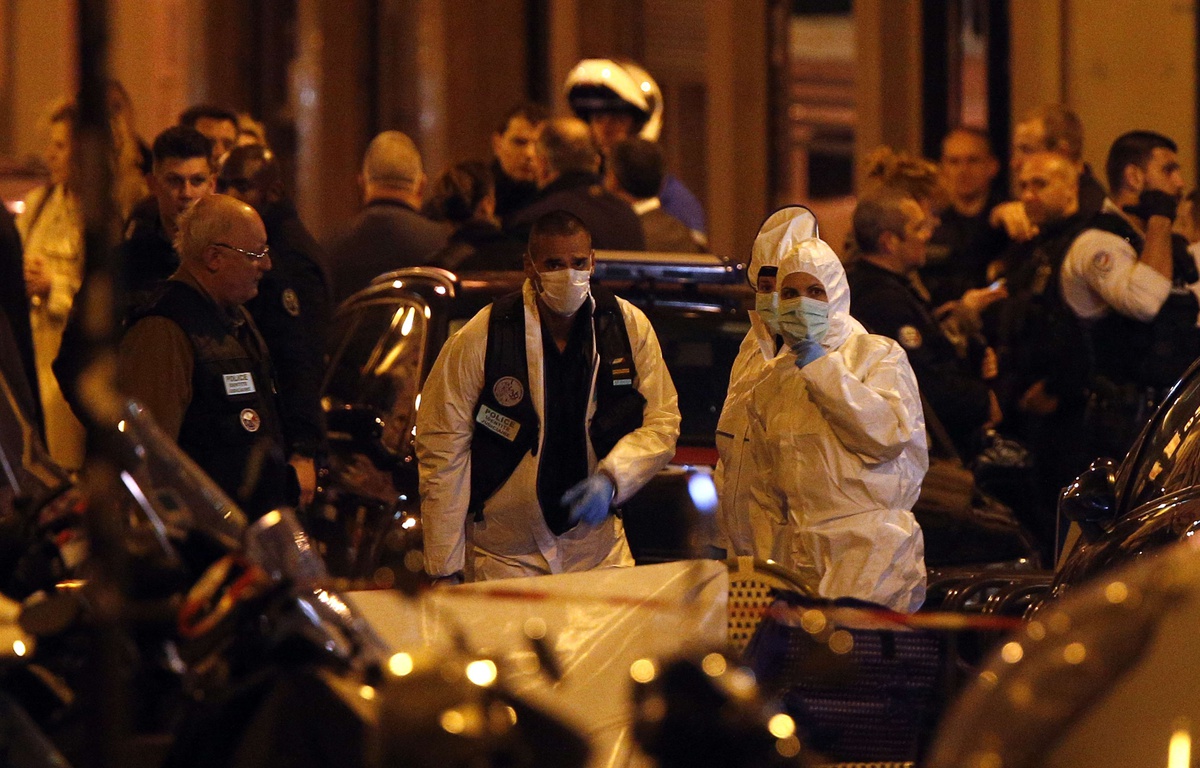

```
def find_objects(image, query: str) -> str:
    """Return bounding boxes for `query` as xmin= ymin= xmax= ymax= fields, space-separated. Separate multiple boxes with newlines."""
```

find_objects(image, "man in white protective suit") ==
xmin=416 ymin=210 xmax=680 ymax=584
xmin=745 ymin=235 xmax=928 ymax=612
xmin=714 ymin=205 xmax=818 ymax=561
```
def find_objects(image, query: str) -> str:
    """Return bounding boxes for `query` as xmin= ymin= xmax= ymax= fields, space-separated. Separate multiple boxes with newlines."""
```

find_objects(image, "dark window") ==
xmin=647 ymin=309 xmax=749 ymax=447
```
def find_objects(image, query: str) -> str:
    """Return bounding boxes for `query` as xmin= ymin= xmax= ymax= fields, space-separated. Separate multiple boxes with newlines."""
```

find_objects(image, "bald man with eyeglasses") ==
xmin=117 ymin=194 xmax=294 ymax=518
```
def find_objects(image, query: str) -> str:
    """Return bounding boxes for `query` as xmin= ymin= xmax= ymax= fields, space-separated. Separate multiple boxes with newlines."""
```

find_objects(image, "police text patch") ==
xmin=477 ymin=404 xmax=521 ymax=442
xmin=223 ymin=372 xmax=256 ymax=396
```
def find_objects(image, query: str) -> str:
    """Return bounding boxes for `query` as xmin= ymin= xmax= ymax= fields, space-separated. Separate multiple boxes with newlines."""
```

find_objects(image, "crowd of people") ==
xmin=831 ymin=108 xmax=1200 ymax=562
xmin=0 ymin=59 xmax=707 ymax=552
xmin=4 ymin=58 xmax=1197 ymax=612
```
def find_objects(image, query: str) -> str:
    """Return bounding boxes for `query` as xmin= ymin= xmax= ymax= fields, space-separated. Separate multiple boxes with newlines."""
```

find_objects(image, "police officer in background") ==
xmin=983 ymin=153 xmax=1096 ymax=544
xmin=1068 ymin=130 xmax=1198 ymax=457
xmin=117 ymin=195 xmax=291 ymax=518
xmin=564 ymin=58 xmax=707 ymax=245
xmin=924 ymin=127 xmax=1010 ymax=305
xmin=991 ymin=104 xmax=1109 ymax=243
xmin=416 ymin=210 xmax=680 ymax=584
xmin=847 ymin=185 xmax=1002 ymax=461
xmin=219 ymin=144 xmax=330 ymax=505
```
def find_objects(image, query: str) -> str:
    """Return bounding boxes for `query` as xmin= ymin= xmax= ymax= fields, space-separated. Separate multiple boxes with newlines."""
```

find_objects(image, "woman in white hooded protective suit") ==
xmin=746 ymin=236 xmax=928 ymax=612
xmin=714 ymin=206 xmax=817 ymax=561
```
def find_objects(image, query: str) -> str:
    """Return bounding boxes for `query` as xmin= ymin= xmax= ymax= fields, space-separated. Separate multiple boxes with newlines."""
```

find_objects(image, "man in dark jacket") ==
xmin=847 ymin=185 xmax=1000 ymax=460
xmin=324 ymin=131 xmax=450 ymax=303
xmin=117 ymin=195 xmax=291 ymax=518
xmin=606 ymin=137 xmax=702 ymax=253
xmin=507 ymin=117 xmax=644 ymax=251
xmin=54 ymin=126 xmax=215 ymax=421
xmin=219 ymin=144 xmax=331 ymax=505
xmin=491 ymin=102 xmax=548 ymax=224
xmin=923 ymin=127 xmax=1010 ymax=305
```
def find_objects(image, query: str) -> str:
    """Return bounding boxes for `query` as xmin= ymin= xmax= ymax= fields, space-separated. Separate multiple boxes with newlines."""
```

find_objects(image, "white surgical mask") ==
xmin=778 ymin=296 xmax=830 ymax=346
xmin=755 ymin=292 xmax=781 ymax=337
xmin=536 ymin=268 xmax=591 ymax=315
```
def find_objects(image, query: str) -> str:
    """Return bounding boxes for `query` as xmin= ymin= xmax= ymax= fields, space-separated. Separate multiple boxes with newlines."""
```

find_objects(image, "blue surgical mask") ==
xmin=778 ymin=296 xmax=830 ymax=346
xmin=755 ymin=292 xmax=781 ymax=337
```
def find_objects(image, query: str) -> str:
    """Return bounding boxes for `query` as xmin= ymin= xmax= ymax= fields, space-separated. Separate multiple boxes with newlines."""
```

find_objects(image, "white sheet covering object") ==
xmin=348 ymin=560 xmax=728 ymax=768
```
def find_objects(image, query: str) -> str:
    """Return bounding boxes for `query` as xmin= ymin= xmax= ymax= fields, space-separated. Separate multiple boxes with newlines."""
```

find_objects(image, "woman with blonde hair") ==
xmin=18 ymin=101 xmax=87 ymax=469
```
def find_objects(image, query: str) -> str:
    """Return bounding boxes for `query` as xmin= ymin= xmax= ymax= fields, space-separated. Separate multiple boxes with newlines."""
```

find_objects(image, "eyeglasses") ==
xmin=213 ymin=242 xmax=270 ymax=261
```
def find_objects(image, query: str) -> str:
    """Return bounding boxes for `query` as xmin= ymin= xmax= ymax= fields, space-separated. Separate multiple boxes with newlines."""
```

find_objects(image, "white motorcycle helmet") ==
xmin=563 ymin=58 xmax=663 ymax=142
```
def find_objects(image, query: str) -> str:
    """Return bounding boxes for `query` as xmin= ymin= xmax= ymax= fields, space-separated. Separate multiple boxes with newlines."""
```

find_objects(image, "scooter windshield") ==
xmin=115 ymin=400 xmax=247 ymax=554
xmin=324 ymin=296 xmax=429 ymax=460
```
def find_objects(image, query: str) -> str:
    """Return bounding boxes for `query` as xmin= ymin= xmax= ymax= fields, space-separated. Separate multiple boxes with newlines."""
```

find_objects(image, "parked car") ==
xmin=927 ymin=357 xmax=1200 ymax=617
xmin=1051 ymin=357 xmax=1200 ymax=595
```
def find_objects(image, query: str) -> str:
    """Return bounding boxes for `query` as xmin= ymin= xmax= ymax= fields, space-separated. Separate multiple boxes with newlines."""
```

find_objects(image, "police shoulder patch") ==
xmin=282 ymin=288 xmax=301 ymax=317
xmin=493 ymin=376 xmax=524 ymax=407
xmin=898 ymin=325 xmax=923 ymax=350
xmin=239 ymin=408 xmax=261 ymax=433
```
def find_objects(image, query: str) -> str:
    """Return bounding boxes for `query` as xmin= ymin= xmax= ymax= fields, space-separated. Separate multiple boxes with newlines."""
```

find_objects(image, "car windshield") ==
xmin=1121 ymin=368 xmax=1200 ymax=514
xmin=324 ymin=298 xmax=429 ymax=456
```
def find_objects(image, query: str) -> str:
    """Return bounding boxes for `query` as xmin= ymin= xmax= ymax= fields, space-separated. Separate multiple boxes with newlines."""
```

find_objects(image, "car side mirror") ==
xmin=1059 ymin=458 xmax=1119 ymax=536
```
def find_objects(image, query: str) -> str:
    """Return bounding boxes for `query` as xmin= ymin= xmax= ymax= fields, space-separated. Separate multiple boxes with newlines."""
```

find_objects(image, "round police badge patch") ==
xmin=282 ymin=288 xmax=301 ymax=317
xmin=493 ymin=376 xmax=524 ymax=407
xmin=898 ymin=325 xmax=923 ymax=350
xmin=240 ymin=408 xmax=261 ymax=433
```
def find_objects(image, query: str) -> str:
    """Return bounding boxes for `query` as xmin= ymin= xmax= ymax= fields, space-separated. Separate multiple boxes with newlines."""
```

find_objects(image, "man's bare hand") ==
xmin=961 ymin=284 xmax=1008 ymax=316
xmin=980 ymin=347 xmax=998 ymax=380
xmin=24 ymin=258 xmax=50 ymax=300
xmin=1175 ymin=198 xmax=1199 ymax=244
xmin=1019 ymin=380 xmax=1059 ymax=416
xmin=990 ymin=201 xmax=1038 ymax=242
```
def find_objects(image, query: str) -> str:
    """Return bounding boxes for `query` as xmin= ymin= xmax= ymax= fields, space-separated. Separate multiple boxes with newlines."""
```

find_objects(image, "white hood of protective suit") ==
xmin=776 ymin=236 xmax=856 ymax=351
xmin=748 ymin=206 xmax=819 ymax=285
xmin=712 ymin=206 xmax=822 ymax=554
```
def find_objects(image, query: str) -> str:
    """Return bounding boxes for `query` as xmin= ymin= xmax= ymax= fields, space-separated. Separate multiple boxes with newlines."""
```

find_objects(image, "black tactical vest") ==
xmin=137 ymin=281 xmax=290 ymax=518
xmin=1085 ymin=213 xmax=1200 ymax=390
xmin=992 ymin=213 xmax=1095 ymax=410
xmin=467 ymin=286 xmax=645 ymax=522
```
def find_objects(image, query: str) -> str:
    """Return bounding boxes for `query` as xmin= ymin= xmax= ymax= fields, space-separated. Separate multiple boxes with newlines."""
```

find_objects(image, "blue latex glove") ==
xmin=792 ymin=339 xmax=825 ymax=369
xmin=562 ymin=472 xmax=616 ymax=526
